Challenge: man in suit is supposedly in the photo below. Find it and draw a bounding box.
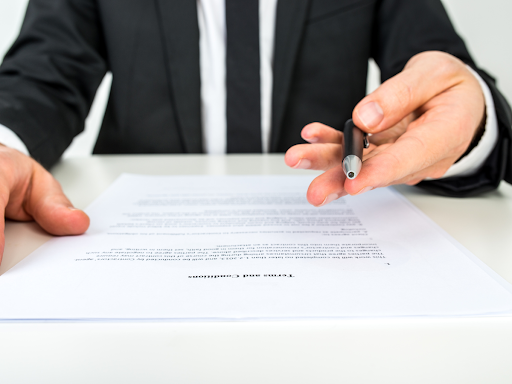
[0,0,510,262]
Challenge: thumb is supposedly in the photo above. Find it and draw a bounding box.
[353,51,466,133]
[25,165,90,236]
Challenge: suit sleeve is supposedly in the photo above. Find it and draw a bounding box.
[0,0,107,168]
[372,0,512,197]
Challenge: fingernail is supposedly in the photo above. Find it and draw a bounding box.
[304,136,318,143]
[357,102,384,130]
[319,193,339,207]
[68,207,80,211]
[355,186,374,196]
[293,159,311,169]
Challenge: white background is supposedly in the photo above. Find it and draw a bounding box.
[0,0,511,158]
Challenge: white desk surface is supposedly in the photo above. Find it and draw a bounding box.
[1,154,511,384]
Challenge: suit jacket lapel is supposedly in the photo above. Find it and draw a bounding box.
[270,0,311,152]
[154,0,203,153]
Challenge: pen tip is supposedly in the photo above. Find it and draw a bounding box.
[343,155,363,180]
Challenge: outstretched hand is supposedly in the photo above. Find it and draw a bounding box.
[285,51,486,206]
[0,146,89,264]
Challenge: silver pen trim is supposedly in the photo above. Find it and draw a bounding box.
[343,155,362,180]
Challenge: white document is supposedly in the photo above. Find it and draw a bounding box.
[1,174,511,320]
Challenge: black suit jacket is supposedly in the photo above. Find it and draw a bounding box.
[0,0,511,197]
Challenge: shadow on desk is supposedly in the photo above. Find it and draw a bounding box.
[1,221,52,276]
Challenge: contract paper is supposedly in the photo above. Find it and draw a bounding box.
[0,174,511,320]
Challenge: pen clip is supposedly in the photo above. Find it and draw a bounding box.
[363,133,370,149]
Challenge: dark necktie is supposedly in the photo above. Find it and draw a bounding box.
[225,0,262,153]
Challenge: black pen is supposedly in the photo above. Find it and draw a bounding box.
[342,119,369,180]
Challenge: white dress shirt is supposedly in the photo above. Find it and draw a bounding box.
[0,0,498,179]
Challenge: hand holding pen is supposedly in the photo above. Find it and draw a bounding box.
[284,52,486,206]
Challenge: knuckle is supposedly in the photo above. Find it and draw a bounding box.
[429,168,449,180]
[408,51,465,85]
[412,51,461,69]
[405,178,422,186]
[424,160,453,180]
[434,55,462,77]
